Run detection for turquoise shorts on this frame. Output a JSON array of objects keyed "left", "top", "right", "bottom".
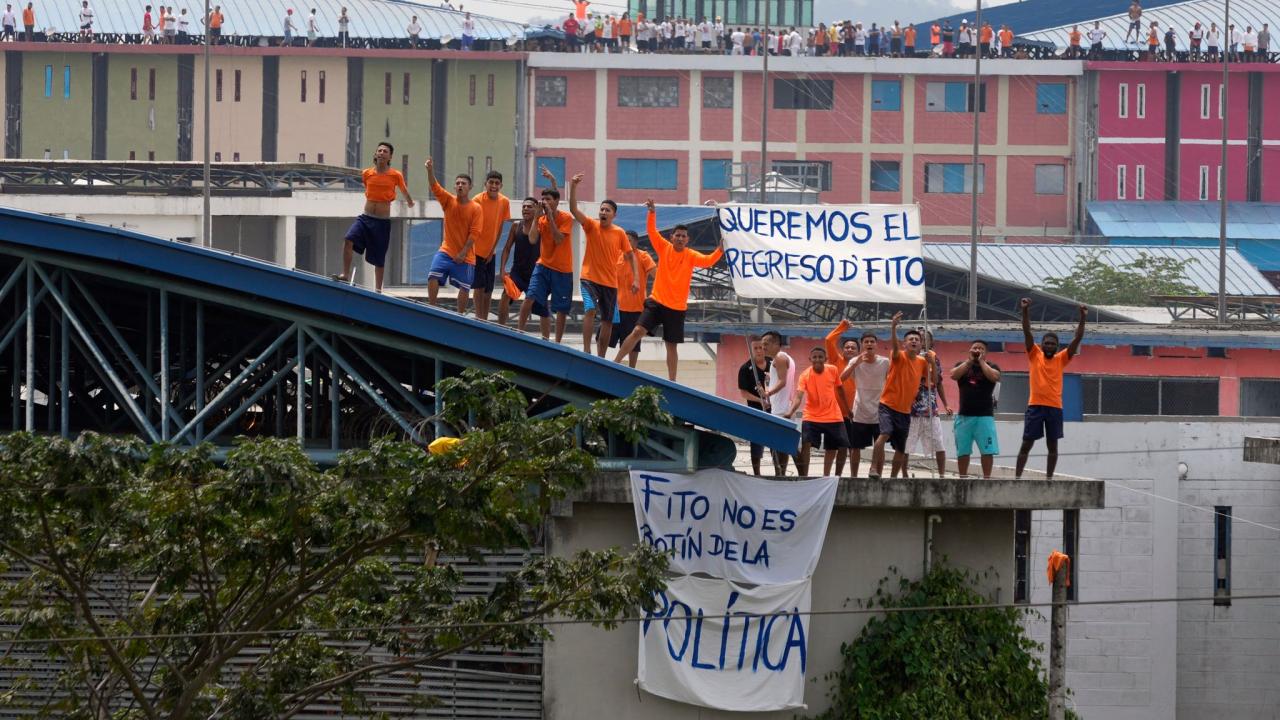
[{"left": 954, "top": 415, "right": 999, "bottom": 457}]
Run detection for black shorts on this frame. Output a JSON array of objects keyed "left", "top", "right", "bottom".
[
  {"left": 1023, "top": 404, "right": 1065, "bottom": 442},
  {"left": 580, "top": 279, "right": 618, "bottom": 324},
  {"left": 636, "top": 298, "right": 685, "bottom": 344},
  {"left": 803, "top": 421, "right": 849, "bottom": 449},
  {"left": 473, "top": 255, "right": 497, "bottom": 293},
  {"left": 509, "top": 262, "right": 534, "bottom": 293},
  {"left": 610, "top": 310, "right": 641, "bottom": 348},
  {"left": 877, "top": 403, "right": 911, "bottom": 453},
  {"left": 345, "top": 214, "right": 391, "bottom": 267},
  {"left": 846, "top": 421, "right": 879, "bottom": 449}
]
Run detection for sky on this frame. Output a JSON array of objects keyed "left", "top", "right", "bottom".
[{"left": 450, "top": 0, "right": 1025, "bottom": 28}]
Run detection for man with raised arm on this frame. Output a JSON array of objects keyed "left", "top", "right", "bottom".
[
  {"left": 611, "top": 199, "right": 723, "bottom": 381},
  {"left": 868, "top": 312, "right": 929, "bottom": 480},
  {"left": 517, "top": 171, "right": 574, "bottom": 343},
  {"left": 611, "top": 230, "right": 656, "bottom": 367},
  {"left": 1015, "top": 298, "right": 1087, "bottom": 480},
  {"left": 568, "top": 173, "right": 639, "bottom": 357},
  {"left": 496, "top": 197, "right": 543, "bottom": 332},
  {"left": 824, "top": 319, "right": 859, "bottom": 475},
  {"left": 840, "top": 330, "right": 890, "bottom": 478},
  {"left": 332, "top": 141, "right": 414, "bottom": 293},
  {"left": 471, "top": 171, "right": 511, "bottom": 321},
  {"left": 425, "top": 157, "right": 483, "bottom": 314}
]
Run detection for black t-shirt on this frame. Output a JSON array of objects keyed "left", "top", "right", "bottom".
[
  {"left": 737, "top": 358, "right": 772, "bottom": 410},
  {"left": 511, "top": 224, "right": 538, "bottom": 277},
  {"left": 955, "top": 360, "right": 1000, "bottom": 416}
]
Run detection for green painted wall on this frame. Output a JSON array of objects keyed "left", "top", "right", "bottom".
[
  {"left": 360, "top": 58, "right": 433, "bottom": 193},
  {"left": 20, "top": 52, "right": 93, "bottom": 159},
  {"left": 442, "top": 59, "right": 518, "bottom": 191},
  {"left": 106, "top": 55, "right": 181, "bottom": 161}
]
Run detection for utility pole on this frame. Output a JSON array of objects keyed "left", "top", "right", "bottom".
[
  {"left": 1216, "top": 0, "right": 1231, "bottom": 320},
  {"left": 1048, "top": 559, "right": 1068, "bottom": 720},
  {"left": 201, "top": 0, "right": 212, "bottom": 247},
  {"left": 967, "top": 0, "right": 983, "bottom": 320},
  {"left": 755, "top": 0, "right": 770, "bottom": 325}
]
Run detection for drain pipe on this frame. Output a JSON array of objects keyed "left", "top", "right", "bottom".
[{"left": 925, "top": 514, "right": 943, "bottom": 572}]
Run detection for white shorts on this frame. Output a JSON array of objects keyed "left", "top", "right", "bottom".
[{"left": 907, "top": 415, "right": 945, "bottom": 455}]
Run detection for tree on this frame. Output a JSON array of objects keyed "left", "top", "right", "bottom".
[
  {"left": 813, "top": 564, "right": 1075, "bottom": 720},
  {"left": 1044, "top": 250, "right": 1201, "bottom": 306},
  {"left": 0, "top": 370, "right": 670, "bottom": 719}
]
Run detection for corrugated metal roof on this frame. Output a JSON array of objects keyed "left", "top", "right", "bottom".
[
  {"left": 1089, "top": 201, "right": 1280, "bottom": 239},
  {"left": 37, "top": 0, "right": 525, "bottom": 40},
  {"left": 1020, "top": 0, "right": 1279, "bottom": 50},
  {"left": 916, "top": 0, "right": 1187, "bottom": 46},
  {"left": 923, "top": 243, "right": 1278, "bottom": 296}
]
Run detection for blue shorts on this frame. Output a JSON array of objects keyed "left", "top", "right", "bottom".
[
  {"left": 473, "top": 255, "right": 496, "bottom": 293},
  {"left": 954, "top": 415, "right": 1000, "bottom": 457},
  {"left": 427, "top": 251, "right": 474, "bottom": 291},
  {"left": 1023, "top": 405, "right": 1064, "bottom": 442},
  {"left": 580, "top": 279, "right": 618, "bottom": 323},
  {"left": 344, "top": 214, "right": 391, "bottom": 268},
  {"left": 526, "top": 264, "right": 572, "bottom": 317}
]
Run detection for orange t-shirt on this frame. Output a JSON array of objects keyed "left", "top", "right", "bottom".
[
  {"left": 905, "top": 27, "right": 916, "bottom": 46},
  {"left": 210, "top": 11, "right": 223, "bottom": 28},
  {"left": 999, "top": 28, "right": 1013, "bottom": 46},
  {"left": 22, "top": 7, "right": 34, "bottom": 24},
  {"left": 647, "top": 211, "right": 723, "bottom": 311},
  {"left": 362, "top": 167, "right": 407, "bottom": 203},
  {"left": 982, "top": 26, "right": 993, "bottom": 43},
  {"left": 824, "top": 319, "right": 856, "bottom": 417},
  {"left": 617, "top": 250, "right": 655, "bottom": 312},
  {"left": 472, "top": 192, "right": 510, "bottom": 260},
  {"left": 579, "top": 216, "right": 628, "bottom": 288},
  {"left": 536, "top": 210, "right": 574, "bottom": 273},
  {"left": 618, "top": 18, "right": 632, "bottom": 35},
  {"left": 798, "top": 366, "right": 845, "bottom": 423},
  {"left": 880, "top": 349, "right": 928, "bottom": 415},
  {"left": 1148, "top": 30, "right": 1159, "bottom": 47},
  {"left": 431, "top": 181, "right": 484, "bottom": 264},
  {"left": 1027, "top": 344, "right": 1072, "bottom": 408},
  {"left": 931, "top": 24, "right": 940, "bottom": 43},
  {"left": 574, "top": 0, "right": 588, "bottom": 20},
  {"left": 1069, "top": 29, "right": 1081, "bottom": 45}
]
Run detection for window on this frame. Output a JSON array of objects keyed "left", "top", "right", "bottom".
[
  {"left": 215, "top": 68, "right": 222, "bottom": 102},
  {"left": 317, "top": 153, "right": 325, "bottom": 164},
  {"left": 536, "top": 156, "right": 565, "bottom": 185},
  {"left": 619, "top": 76, "right": 680, "bottom": 107},
  {"left": 485, "top": 156, "right": 492, "bottom": 172},
  {"left": 300, "top": 70, "right": 307, "bottom": 103},
  {"left": 487, "top": 74, "right": 495, "bottom": 106},
  {"left": 1198, "top": 165, "right": 1209, "bottom": 201},
  {"left": 1214, "top": 507, "right": 1231, "bottom": 606},
  {"left": 318, "top": 70, "right": 326, "bottom": 103},
  {"left": 1014, "top": 510, "right": 1031, "bottom": 604},
  {"left": 924, "top": 163, "right": 984, "bottom": 193},
  {"left": 1081, "top": 376, "right": 1219, "bottom": 415},
  {"left": 1200, "top": 84, "right": 1211, "bottom": 119},
  {"left": 871, "top": 79, "right": 901, "bottom": 111},
  {"left": 773, "top": 78, "right": 833, "bottom": 109},
  {"left": 702, "top": 76, "right": 734, "bottom": 108},
  {"left": 535, "top": 75, "right": 567, "bottom": 107},
  {"left": 1241, "top": 379, "right": 1280, "bottom": 416},
  {"left": 234, "top": 70, "right": 241, "bottom": 102},
  {"left": 384, "top": 72, "right": 392, "bottom": 105},
  {"left": 129, "top": 150, "right": 136, "bottom": 160},
  {"left": 43, "top": 65, "right": 52, "bottom": 98},
  {"left": 1062, "top": 509, "right": 1079, "bottom": 602},
  {"left": 131, "top": 68, "right": 138, "bottom": 100},
  {"left": 1216, "top": 165, "right": 1222, "bottom": 200},
  {"left": 233, "top": 152, "right": 240, "bottom": 161},
  {"left": 1118, "top": 83, "right": 1128, "bottom": 118},
  {"left": 211, "top": 151, "right": 218, "bottom": 161},
  {"left": 1218, "top": 83, "right": 1224, "bottom": 119},
  {"left": 1136, "top": 83, "right": 1146, "bottom": 118},
  {"left": 299, "top": 153, "right": 306, "bottom": 162},
  {"left": 1036, "top": 83, "right": 1067, "bottom": 114},
  {"left": 1035, "top": 164, "right": 1065, "bottom": 195},
  {"left": 925, "top": 81, "right": 985, "bottom": 112},
  {"left": 772, "top": 160, "right": 832, "bottom": 191},
  {"left": 63, "top": 66, "right": 71, "bottom": 99},
  {"left": 403, "top": 73, "right": 411, "bottom": 105},
  {"left": 402, "top": 154, "right": 409, "bottom": 174},
  {"left": 702, "top": 158, "right": 731, "bottom": 190},
  {"left": 869, "top": 160, "right": 901, "bottom": 192},
  {"left": 147, "top": 151, "right": 155, "bottom": 161},
  {"left": 1136, "top": 165, "right": 1146, "bottom": 199},
  {"left": 1131, "top": 345, "right": 1152, "bottom": 357},
  {"left": 1117, "top": 165, "right": 1127, "bottom": 200},
  {"left": 617, "top": 158, "right": 678, "bottom": 189},
  {"left": 467, "top": 156, "right": 474, "bottom": 177},
  {"left": 148, "top": 68, "right": 155, "bottom": 101},
  {"left": 469, "top": 74, "right": 476, "bottom": 106}
]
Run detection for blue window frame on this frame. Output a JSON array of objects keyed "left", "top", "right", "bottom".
[
  {"left": 869, "top": 161, "right": 900, "bottom": 192},
  {"left": 871, "top": 79, "right": 901, "bottom": 111},
  {"left": 535, "top": 156, "right": 565, "bottom": 188},
  {"left": 1037, "top": 83, "right": 1067, "bottom": 114},
  {"left": 702, "top": 159, "right": 731, "bottom": 190},
  {"left": 63, "top": 66, "right": 71, "bottom": 99},
  {"left": 617, "top": 158, "right": 678, "bottom": 190},
  {"left": 944, "top": 82, "right": 968, "bottom": 111},
  {"left": 43, "top": 65, "right": 53, "bottom": 98}
]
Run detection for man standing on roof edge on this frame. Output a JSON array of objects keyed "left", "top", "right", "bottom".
[
  {"left": 471, "top": 170, "right": 511, "bottom": 321},
  {"left": 1015, "top": 298, "right": 1087, "bottom": 480},
  {"left": 332, "top": 141, "right": 414, "bottom": 293},
  {"left": 425, "top": 157, "right": 484, "bottom": 314},
  {"left": 568, "top": 172, "right": 640, "bottom": 357}
]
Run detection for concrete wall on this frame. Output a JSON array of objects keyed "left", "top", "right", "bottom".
[
  {"left": 360, "top": 58, "right": 433, "bottom": 190},
  {"left": 442, "top": 59, "right": 520, "bottom": 189},
  {"left": 544, "top": 502, "right": 1015, "bottom": 718},
  {"left": 20, "top": 50, "right": 92, "bottom": 158},
  {"left": 192, "top": 55, "right": 265, "bottom": 163},
  {"left": 276, "top": 56, "right": 347, "bottom": 165},
  {"left": 106, "top": 54, "right": 179, "bottom": 161}
]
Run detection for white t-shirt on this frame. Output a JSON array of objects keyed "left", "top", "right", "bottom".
[
  {"left": 463, "top": 17, "right": 475, "bottom": 35},
  {"left": 307, "top": 15, "right": 318, "bottom": 33},
  {"left": 407, "top": 20, "right": 421, "bottom": 36},
  {"left": 79, "top": 6, "right": 93, "bottom": 26},
  {"left": 1207, "top": 29, "right": 1219, "bottom": 45},
  {"left": 177, "top": 14, "right": 189, "bottom": 32},
  {"left": 851, "top": 356, "right": 891, "bottom": 424},
  {"left": 338, "top": 14, "right": 349, "bottom": 30},
  {"left": 731, "top": 30, "right": 744, "bottom": 48},
  {"left": 1244, "top": 30, "right": 1257, "bottom": 47},
  {"left": 788, "top": 30, "right": 803, "bottom": 54},
  {"left": 2, "top": 10, "right": 16, "bottom": 26},
  {"left": 1088, "top": 28, "right": 1105, "bottom": 43},
  {"left": 769, "top": 351, "right": 796, "bottom": 419}
]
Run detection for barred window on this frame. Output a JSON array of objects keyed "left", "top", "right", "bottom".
[
  {"left": 702, "top": 76, "right": 733, "bottom": 108},
  {"left": 535, "top": 76, "right": 567, "bottom": 107},
  {"left": 1082, "top": 376, "right": 1218, "bottom": 416},
  {"left": 619, "top": 76, "right": 679, "bottom": 108}
]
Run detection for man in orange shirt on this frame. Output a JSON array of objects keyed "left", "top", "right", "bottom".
[
  {"left": 609, "top": 230, "right": 655, "bottom": 367},
  {"left": 904, "top": 23, "right": 917, "bottom": 56},
  {"left": 517, "top": 182, "right": 574, "bottom": 342},
  {"left": 1016, "top": 298, "right": 1087, "bottom": 480},
  {"left": 1068, "top": 25, "right": 1082, "bottom": 58},
  {"left": 568, "top": 172, "right": 640, "bottom": 356},
  {"left": 612, "top": 199, "right": 723, "bottom": 381},
  {"left": 333, "top": 141, "right": 414, "bottom": 293},
  {"left": 471, "top": 170, "right": 510, "bottom": 321},
  {"left": 572, "top": 0, "right": 589, "bottom": 21},
  {"left": 618, "top": 12, "right": 632, "bottom": 50},
  {"left": 980, "top": 21, "right": 993, "bottom": 58},
  {"left": 930, "top": 22, "right": 940, "bottom": 49},
  {"left": 869, "top": 312, "right": 929, "bottom": 480},
  {"left": 425, "top": 157, "right": 484, "bottom": 314},
  {"left": 784, "top": 346, "right": 850, "bottom": 477},
  {"left": 21, "top": 2, "right": 34, "bottom": 41},
  {"left": 207, "top": 4, "right": 223, "bottom": 44},
  {"left": 999, "top": 25, "right": 1013, "bottom": 57},
  {"left": 824, "top": 319, "right": 858, "bottom": 475}
]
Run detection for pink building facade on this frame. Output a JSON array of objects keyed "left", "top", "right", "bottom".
[{"left": 527, "top": 55, "right": 1084, "bottom": 243}]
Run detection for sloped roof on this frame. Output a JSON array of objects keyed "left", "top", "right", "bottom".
[
  {"left": 916, "top": 0, "right": 1186, "bottom": 42},
  {"left": 1089, "top": 201, "right": 1280, "bottom": 240},
  {"left": 1021, "top": 0, "right": 1277, "bottom": 50},
  {"left": 39, "top": 0, "right": 525, "bottom": 40}
]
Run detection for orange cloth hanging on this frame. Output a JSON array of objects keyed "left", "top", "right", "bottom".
[{"left": 1046, "top": 550, "right": 1072, "bottom": 586}]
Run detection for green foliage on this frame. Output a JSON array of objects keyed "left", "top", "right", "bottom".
[
  {"left": 813, "top": 564, "right": 1075, "bottom": 720},
  {"left": 0, "top": 372, "right": 672, "bottom": 720},
  {"left": 1044, "top": 250, "right": 1201, "bottom": 306}
]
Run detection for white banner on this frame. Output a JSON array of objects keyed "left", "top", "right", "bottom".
[
  {"left": 638, "top": 575, "right": 812, "bottom": 712},
  {"left": 716, "top": 203, "right": 926, "bottom": 304},
  {"left": 631, "top": 469, "right": 838, "bottom": 585}
]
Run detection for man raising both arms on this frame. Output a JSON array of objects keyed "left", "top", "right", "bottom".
[
  {"left": 517, "top": 176, "right": 574, "bottom": 342},
  {"left": 333, "top": 141, "right": 413, "bottom": 292},
  {"left": 471, "top": 171, "right": 510, "bottom": 321},
  {"left": 868, "top": 312, "right": 929, "bottom": 480},
  {"left": 1016, "top": 299, "right": 1087, "bottom": 480},
  {"left": 568, "top": 172, "right": 639, "bottom": 356},
  {"left": 425, "top": 157, "right": 483, "bottom": 314},
  {"left": 612, "top": 199, "right": 723, "bottom": 381},
  {"left": 840, "top": 330, "right": 890, "bottom": 478}
]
